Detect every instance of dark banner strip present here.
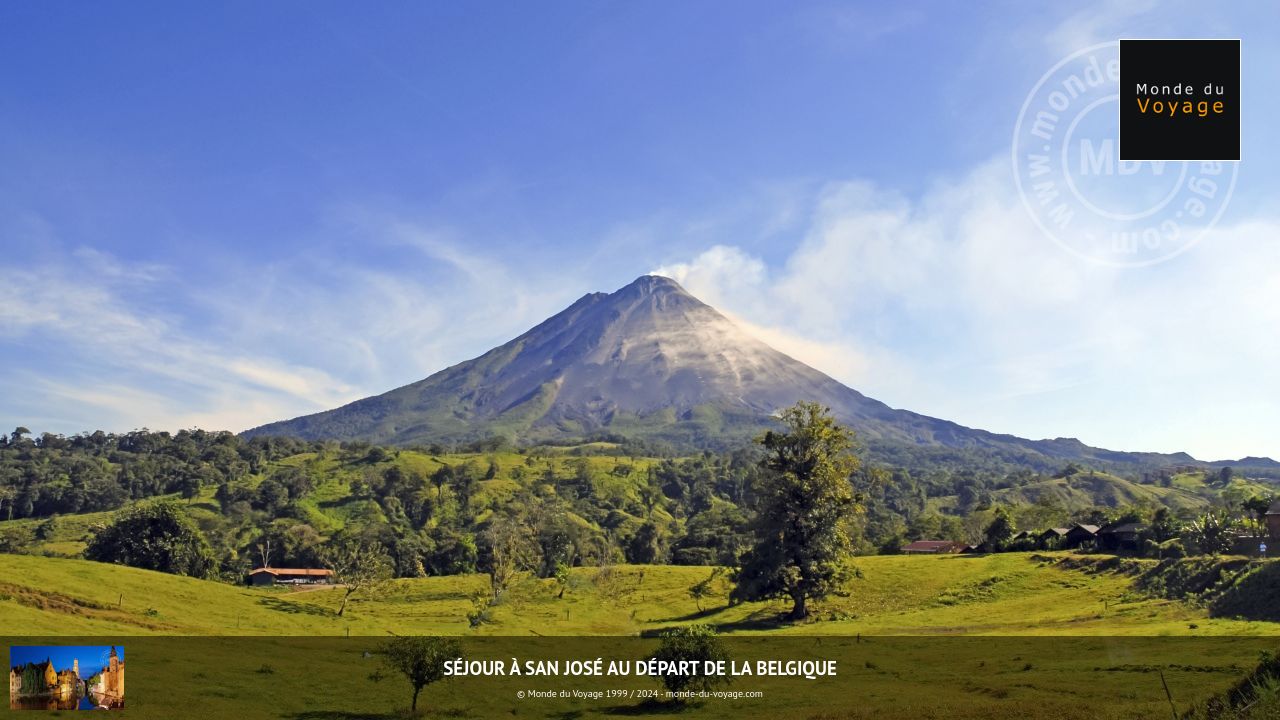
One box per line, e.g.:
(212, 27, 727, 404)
(5, 636, 1277, 718)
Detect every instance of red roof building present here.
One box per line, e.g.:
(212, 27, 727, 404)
(247, 568, 334, 586)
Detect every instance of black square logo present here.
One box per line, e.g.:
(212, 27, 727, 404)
(1120, 39, 1240, 161)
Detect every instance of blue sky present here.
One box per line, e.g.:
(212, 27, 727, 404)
(2, 1, 1277, 460)
(9, 645, 123, 676)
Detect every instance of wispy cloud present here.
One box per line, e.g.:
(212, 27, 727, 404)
(0, 250, 362, 432)
(1, 0, 1271, 464)
(654, 158, 1280, 461)
(644, 1, 1277, 461)
(0, 214, 578, 436)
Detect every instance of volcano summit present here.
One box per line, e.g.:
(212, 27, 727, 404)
(243, 275, 1207, 469)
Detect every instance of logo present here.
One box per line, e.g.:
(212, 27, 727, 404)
(1013, 42, 1237, 267)
(1119, 39, 1240, 161)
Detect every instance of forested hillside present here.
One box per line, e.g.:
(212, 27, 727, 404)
(2, 426, 1275, 586)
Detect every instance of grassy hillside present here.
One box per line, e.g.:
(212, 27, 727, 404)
(992, 469, 1207, 510)
(927, 467, 1274, 516)
(6, 553, 1280, 719)
(5, 552, 1280, 638)
(1169, 470, 1278, 501)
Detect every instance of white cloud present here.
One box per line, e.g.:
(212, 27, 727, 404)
(653, 245, 768, 301)
(8, 155, 1271, 462)
(0, 253, 363, 433)
(655, 245, 876, 383)
(0, 215, 581, 436)
(3, 173, 1274, 461)
(653, 158, 1280, 461)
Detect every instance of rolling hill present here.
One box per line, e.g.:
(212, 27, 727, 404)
(5, 553, 1277, 720)
(4, 551, 1278, 637)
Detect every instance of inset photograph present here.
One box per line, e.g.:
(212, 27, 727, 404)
(9, 645, 124, 711)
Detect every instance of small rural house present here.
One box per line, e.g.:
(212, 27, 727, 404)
(1038, 527, 1069, 548)
(1268, 500, 1280, 540)
(1097, 522, 1147, 552)
(247, 567, 334, 586)
(1063, 524, 1101, 549)
(901, 540, 971, 554)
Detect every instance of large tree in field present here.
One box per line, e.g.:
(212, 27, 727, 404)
(85, 500, 215, 577)
(982, 507, 1016, 552)
(326, 536, 393, 617)
(480, 513, 539, 600)
(380, 636, 462, 712)
(731, 402, 860, 620)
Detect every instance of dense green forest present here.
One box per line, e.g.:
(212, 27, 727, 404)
(0, 427, 313, 519)
(0, 425, 1275, 586)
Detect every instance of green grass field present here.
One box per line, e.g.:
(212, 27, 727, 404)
(5, 553, 1279, 719)
(5, 452, 1279, 717)
(3, 552, 1278, 638)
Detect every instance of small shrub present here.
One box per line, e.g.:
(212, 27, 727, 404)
(1141, 538, 1161, 559)
(466, 594, 494, 627)
(1159, 538, 1187, 559)
(648, 625, 731, 698)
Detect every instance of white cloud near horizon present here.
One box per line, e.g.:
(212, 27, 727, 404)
(3, 0, 1274, 462)
(0, 219, 579, 437)
(3, 163, 1275, 462)
(655, 158, 1280, 462)
(0, 251, 361, 433)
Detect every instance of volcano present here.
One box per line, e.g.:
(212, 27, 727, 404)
(243, 275, 1206, 469)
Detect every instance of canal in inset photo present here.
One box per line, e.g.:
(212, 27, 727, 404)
(8, 644, 125, 711)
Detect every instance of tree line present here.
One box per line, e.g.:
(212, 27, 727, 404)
(2, 415, 1274, 621)
(0, 427, 316, 521)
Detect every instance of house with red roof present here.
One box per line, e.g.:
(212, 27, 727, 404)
(247, 567, 334, 586)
